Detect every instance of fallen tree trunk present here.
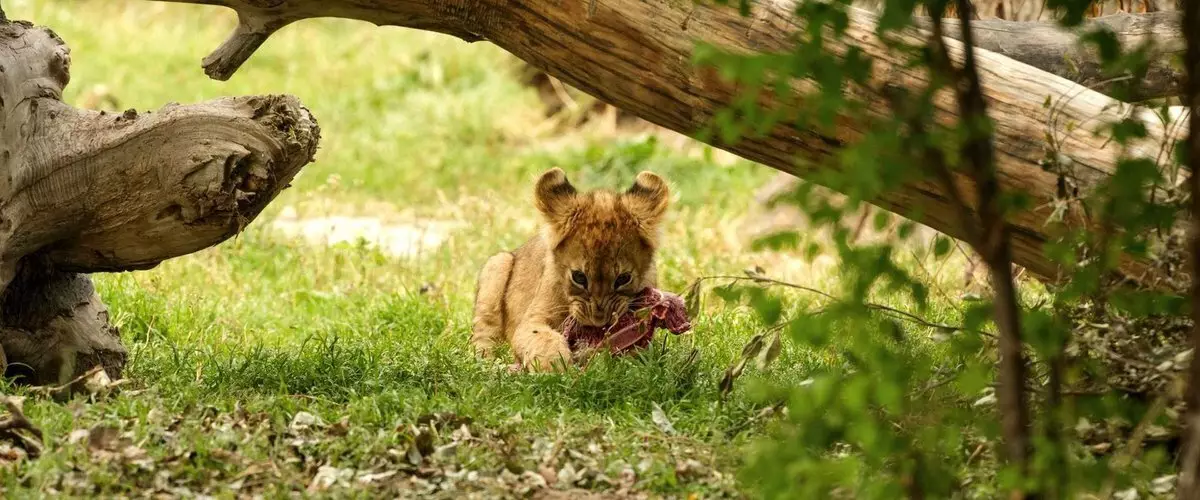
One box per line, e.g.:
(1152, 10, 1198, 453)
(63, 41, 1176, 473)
(521, 10, 1183, 134)
(918, 11, 1182, 100)
(157, 0, 1186, 287)
(0, 11, 319, 386)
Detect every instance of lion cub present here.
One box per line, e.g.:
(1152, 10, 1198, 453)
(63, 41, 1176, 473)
(471, 167, 670, 371)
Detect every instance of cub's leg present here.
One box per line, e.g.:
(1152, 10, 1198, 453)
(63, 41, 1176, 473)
(512, 321, 572, 372)
(471, 252, 515, 357)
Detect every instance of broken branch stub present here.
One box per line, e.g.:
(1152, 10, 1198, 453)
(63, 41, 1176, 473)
(0, 14, 319, 385)
(202, 11, 295, 81)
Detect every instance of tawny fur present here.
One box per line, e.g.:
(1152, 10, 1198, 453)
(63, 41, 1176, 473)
(471, 167, 670, 371)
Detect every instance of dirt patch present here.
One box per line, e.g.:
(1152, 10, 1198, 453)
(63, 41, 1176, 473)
(270, 206, 461, 258)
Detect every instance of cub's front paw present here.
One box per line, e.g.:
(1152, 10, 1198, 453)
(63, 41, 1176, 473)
(524, 341, 572, 373)
(515, 326, 572, 372)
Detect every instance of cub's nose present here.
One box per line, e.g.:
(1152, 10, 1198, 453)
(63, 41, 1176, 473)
(588, 311, 611, 326)
(601, 304, 624, 324)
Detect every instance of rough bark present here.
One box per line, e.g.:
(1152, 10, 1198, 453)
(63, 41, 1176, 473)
(156, 0, 1185, 288)
(915, 11, 1182, 100)
(0, 14, 319, 386)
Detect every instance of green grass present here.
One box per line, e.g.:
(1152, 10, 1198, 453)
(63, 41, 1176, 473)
(0, 0, 989, 497)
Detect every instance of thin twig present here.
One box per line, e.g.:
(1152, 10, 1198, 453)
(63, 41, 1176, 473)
(28, 365, 104, 398)
(1176, 0, 1200, 495)
(931, 0, 1032, 486)
(705, 275, 982, 335)
(907, 244, 962, 311)
(547, 76, 581, 114)
(696, 275, 838, 300)
(965, 442, 987, 467)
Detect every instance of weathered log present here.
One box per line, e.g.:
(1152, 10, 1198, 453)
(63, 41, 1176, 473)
(155, 0, 1185, 287)
(918, 11, 1183, 100)
(0, 12, 319, 386)
(171, 0, 1184, 101)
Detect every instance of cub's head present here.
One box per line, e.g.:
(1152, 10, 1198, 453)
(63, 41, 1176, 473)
(535, 167, 670, 327)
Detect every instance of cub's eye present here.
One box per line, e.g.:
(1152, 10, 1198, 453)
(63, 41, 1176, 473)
(614, 272, 632, 289)
(570, 270, 588, 288)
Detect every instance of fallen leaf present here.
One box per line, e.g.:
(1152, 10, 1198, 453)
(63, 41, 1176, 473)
(618, 464, 637, 491)
(1152, 475, 1176, 494)
(636, 457, 653, 473)
(972, 393, 997, 407)
(83, 368, 113, 395)
(1114, 487, 1139, 500)
(675, 459, 705, 480)
(1177, 350, 1195, 365)
(651, 403, 676, 435)
(0, 396, 44, 457)
(66, 429, 89, 445)
(87, 425, 127, 453)
(406, 445, 423, 466)
(290, 411, 324, 432)
(538, 465, 557, 486)
(357, 470, 398, 484)
(557, 462, 580, 486)
(328, 416, 350, 437)
(308, 465, 355, 492)
(0, 443, 26, 463)
(434, 442, 458, 460)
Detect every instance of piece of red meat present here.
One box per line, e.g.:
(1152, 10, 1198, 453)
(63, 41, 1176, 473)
(561, 287, 692, 355)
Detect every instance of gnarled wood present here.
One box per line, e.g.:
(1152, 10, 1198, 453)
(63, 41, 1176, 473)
(0, 13, 319, 385)
(153, 0, 1185, 288)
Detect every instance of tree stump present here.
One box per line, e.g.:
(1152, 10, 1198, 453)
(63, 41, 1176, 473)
(0, 9, 319, 387)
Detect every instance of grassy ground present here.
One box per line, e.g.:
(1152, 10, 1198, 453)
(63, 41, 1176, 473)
(1, 1, 987, 497)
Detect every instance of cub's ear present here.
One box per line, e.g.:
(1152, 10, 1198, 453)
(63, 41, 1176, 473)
(534, 167, 578, 230)
(622, 171, 670, 232)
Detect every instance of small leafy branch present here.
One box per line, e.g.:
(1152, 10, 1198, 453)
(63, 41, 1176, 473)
(685, 268, 983, 399)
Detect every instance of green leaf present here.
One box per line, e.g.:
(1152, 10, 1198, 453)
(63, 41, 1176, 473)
(753, 295, 784, 325)
(955, 363, 992, 395)
(910, 282, 928, 310)
(682, 279, 704, 318)
(933, 236, 952, 258)
(804, 242, 822, 261)
(713, 284, 743, 304)
(962, 301, 994, 333)
(872, 211, 891, 231)
(1080, 27, 1122, 65)
(1109, 118, 1149, 144)
(751, 230, 802, 251)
